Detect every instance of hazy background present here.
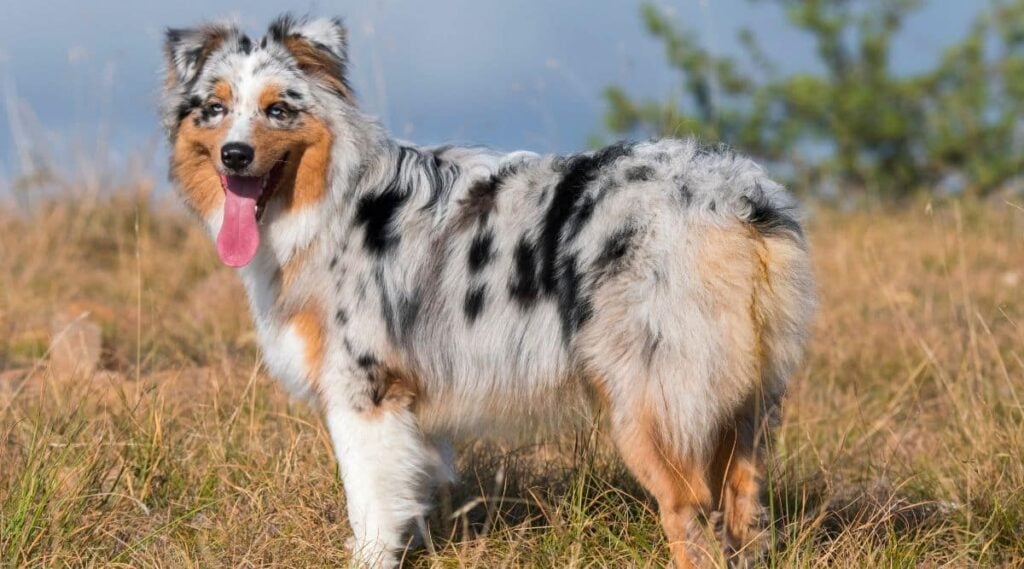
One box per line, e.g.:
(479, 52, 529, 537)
(0, 0, 976, 187)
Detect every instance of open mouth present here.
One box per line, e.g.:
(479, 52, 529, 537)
(215, 155, 289, 268)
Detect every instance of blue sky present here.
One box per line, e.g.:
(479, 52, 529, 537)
(0, 0, 979, 185)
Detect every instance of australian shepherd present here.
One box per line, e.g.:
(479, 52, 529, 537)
(160, 15, 814, 568)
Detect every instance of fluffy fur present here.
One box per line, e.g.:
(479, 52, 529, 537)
(161, 15, 815, 568)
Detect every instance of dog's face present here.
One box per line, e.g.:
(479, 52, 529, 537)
(162, 16, 352, 267)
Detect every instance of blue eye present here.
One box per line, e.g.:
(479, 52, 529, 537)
(206, 102, 225, 115)
(267, 104, 291, 120)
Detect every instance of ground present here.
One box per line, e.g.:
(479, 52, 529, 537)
(1, 192, 1022, 567)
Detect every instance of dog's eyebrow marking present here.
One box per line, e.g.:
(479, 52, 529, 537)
(284, 88, 304, 101)
(463, 284, 487, 324)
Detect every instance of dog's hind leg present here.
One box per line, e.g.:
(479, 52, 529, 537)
(606, 404, 718, 569)
(709, 407, 766, 564)
(325, 401, 437, 568)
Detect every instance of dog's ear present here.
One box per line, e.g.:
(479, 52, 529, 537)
(163, 23, 239, 89)
(268, 15, 353, 101)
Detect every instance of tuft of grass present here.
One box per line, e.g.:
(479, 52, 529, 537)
(1, 192, 1023, 567)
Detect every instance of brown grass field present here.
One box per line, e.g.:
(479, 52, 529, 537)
(1, 188, 1022, 567)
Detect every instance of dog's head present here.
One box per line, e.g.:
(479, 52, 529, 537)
(161, 15, 352, 267)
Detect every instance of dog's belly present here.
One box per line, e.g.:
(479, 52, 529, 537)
(408, 325, 593, 439)
(414, 369, 594, 441)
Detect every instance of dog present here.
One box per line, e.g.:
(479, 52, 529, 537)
(160, 15, 814, 568)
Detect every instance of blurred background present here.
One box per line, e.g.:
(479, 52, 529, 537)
(0, 0, 1007, 202)
(4, 3, 1024, 566)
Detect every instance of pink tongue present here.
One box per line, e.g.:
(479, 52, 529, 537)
(216, 175, 262, 268)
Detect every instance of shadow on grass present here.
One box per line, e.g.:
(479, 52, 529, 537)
(400, 442, 956, 566)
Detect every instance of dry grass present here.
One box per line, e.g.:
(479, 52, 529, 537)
(1, 189, 1023, 568)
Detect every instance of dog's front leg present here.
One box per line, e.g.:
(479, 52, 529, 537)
(324, 398, 434, 568)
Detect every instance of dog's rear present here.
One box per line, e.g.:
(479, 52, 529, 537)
(567, 144, 814, 567)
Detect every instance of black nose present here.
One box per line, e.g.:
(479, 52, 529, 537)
(221, 142, 254, 171)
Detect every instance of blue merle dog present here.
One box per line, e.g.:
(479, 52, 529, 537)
(160, 15, 815, 568)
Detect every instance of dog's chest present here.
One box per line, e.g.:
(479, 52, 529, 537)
(238, 258, 321, 400)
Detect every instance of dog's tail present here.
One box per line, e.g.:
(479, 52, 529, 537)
(737, 181, 815, 431)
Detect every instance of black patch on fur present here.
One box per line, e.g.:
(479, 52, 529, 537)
(176, 94, 203, 125)
(354, 148, 419, 255)
(375, 268, 422, 345)
(355, 188, 408, 254)
(564, 195, 596, 242)
(238, 35, 253, 54)
(457, 175, 501, 227)
(329, 256, 338, 270)
(540, 142, 633, 294)
(593, 226, 636, 274)
(335, 308, 348, 325)
(357, 354, 378, 369)
(421, 152, 460, 213)
(268, 15, 297, 42)
(463, 284, 487, 323)
(467, 230, 495, 274)
(555, 254, 592, 343)
(508, 237, 540, 308)
(625, 165, 655, 182)
(284, 88, 303, 100)
(744, 184, 803, 239)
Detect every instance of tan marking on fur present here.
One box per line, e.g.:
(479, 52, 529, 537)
(289, 307, 325, 389)
(723, 454, 760, 550)
(364, 357, 421, 418)
(746, 225, 775, 389)
(171, 116, 232, 217)
(694, 223, 763, 404)
(249, 116, 333, 212)
(258, 83, 283, 111)
(280, 35, 353, 101)
(709, 422, 762, 557)
(212, 80, 233, 104)
(613, 406, 715, 568)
